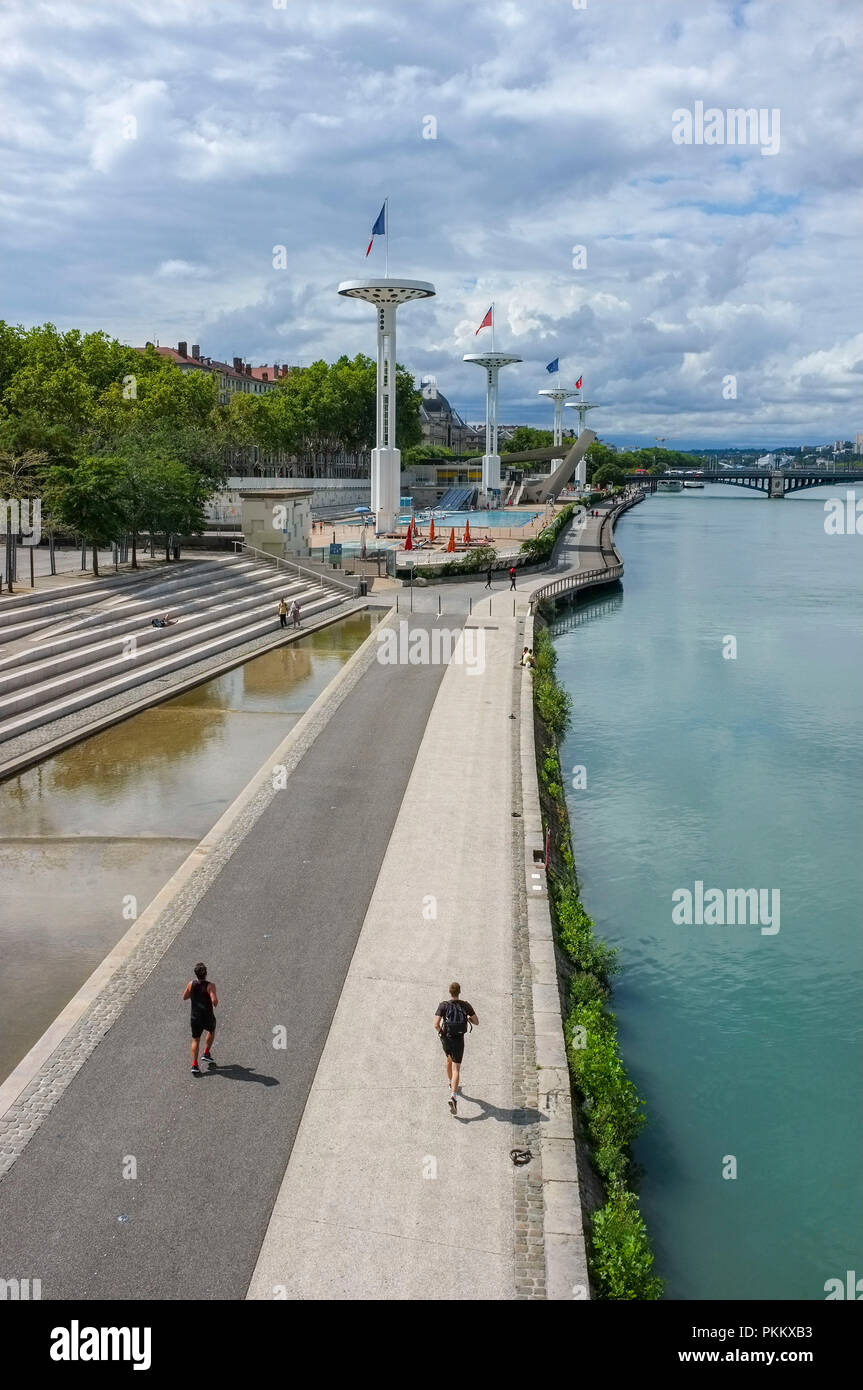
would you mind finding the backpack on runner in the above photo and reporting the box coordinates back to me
[442,999,468,1037]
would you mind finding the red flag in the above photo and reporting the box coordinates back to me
[575,376,583,389]
[475,306,493,336]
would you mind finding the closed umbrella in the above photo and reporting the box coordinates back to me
[429,517,436,543]
[446,527,456,553]
[463,519,471,544]
[404,525,413,551]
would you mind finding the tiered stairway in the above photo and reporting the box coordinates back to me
[0,554,353,745]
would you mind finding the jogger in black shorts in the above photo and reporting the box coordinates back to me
[183,962,218,1076]
[435,982,479,1115]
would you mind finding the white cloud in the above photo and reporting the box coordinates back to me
[0,0,860,442]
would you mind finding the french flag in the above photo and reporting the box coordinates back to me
[475,305,493,335]
[366,203,386,257]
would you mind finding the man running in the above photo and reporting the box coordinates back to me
[183,962,218,1075]
[434,982,478,1114]
[484,563,494,589]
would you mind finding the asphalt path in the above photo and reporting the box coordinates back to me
[0,616,452,1299]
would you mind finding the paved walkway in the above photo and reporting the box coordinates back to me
[0,617,451,1298]
[247,613,524,1299]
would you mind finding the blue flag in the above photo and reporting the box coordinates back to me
[366,202,386,256]
[546,357,559,374]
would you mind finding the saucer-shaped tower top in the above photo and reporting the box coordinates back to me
[462,351,522,370]
[338,278,436,305]
[337,278,436,533]
[463,351,523,497]
[539,385,579,448]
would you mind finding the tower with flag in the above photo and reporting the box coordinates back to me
[564,378,601,491]
[538,360,579,453]
[464,304,522,500]
[338,205,435,532]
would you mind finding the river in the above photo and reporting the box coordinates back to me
[554,484,863,1301]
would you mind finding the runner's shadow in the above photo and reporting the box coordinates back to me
[457,1094,546,1126]
[200,1064,279,1087]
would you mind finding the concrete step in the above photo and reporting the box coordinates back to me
[0,578,338,722]
[0,562,289,656]
[0,574,316,694]
[0,589,349,744]
[0,558,253,639]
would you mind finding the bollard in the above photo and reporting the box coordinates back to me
[469,596,472,615]
[438,595,441,616]
[396,594,399,613]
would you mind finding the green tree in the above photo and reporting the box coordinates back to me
[593,462,625,487]
[44,455,126,576]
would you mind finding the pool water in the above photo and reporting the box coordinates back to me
[397,510,539,528]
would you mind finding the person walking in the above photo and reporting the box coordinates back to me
[183,962,218,1075]
[484,563,494,589]
[509,566,517,591]
[277,597,288,629]
[289,598,301,628]
[435,982,478,1114]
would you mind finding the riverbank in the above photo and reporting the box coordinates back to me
[529,616,662,1299]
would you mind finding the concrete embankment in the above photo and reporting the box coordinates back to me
[0,501,634,1299]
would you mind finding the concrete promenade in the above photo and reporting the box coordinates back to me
[247,610,523,1299]
[0,498,636,1299]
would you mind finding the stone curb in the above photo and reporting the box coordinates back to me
[519,613,590,1300]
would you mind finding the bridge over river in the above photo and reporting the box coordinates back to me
[631,469,863,498]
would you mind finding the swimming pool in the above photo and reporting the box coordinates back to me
[398,510,539,528]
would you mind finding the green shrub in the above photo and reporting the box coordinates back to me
[590,1191,664,1300]
[533,619,663,1301]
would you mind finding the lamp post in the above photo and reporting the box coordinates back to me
[338,278,435,533]
[463,351,522,500]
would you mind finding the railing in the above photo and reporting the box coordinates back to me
[530,563,623,610]
[232,541,361,598]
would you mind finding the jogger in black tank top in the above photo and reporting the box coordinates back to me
[183,962,218,1075]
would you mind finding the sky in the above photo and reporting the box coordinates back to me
[1,0,861,446]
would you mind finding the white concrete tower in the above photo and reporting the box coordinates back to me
[538,386,578,448]
[565,396,600,489]
[338,278,435,532]
[463,351,522,497]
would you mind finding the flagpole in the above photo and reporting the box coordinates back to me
[385,197,389,278]
[491,300,495,351]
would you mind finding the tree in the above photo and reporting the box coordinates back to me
[0,448,48,591]
[44,456,126,576]
[593,462,625,488]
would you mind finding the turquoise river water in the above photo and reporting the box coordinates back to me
[554,484,862,1301]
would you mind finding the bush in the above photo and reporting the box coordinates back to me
[533,618,663,1301]
[590,1191,664,1301]
[519,503,577,563]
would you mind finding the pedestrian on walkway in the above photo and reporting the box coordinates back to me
[509,566,517,590]
[289,598,301,628]
[183,962,218,1075]
[435,982,478,1115]
[278,597,288,629]
[484,563,494,589]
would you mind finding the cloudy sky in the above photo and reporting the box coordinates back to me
[1,0,861,445]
